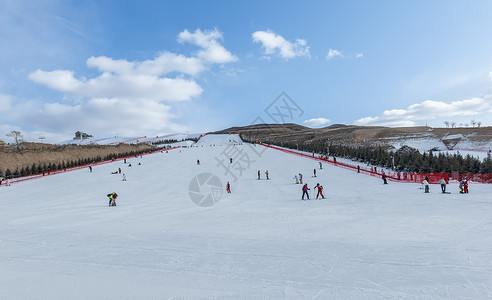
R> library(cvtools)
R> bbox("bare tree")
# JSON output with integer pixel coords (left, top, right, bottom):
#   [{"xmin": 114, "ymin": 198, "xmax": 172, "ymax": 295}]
[
  {"xmin": 451, "ymin": 121, "xmax": 456, "ymax": 128},
  {"xmin": 471, "ymin": 119, "xmax": 476, "ymax": 127},
  {"xmin": 444, "ymin": 121, "xmax": 450, "ymax": 128},
  {"xmin": 478, "ymin": 121, "xmax": 482, "ymax": 128},
  {"xmin": 6, "ymin": 130, "xmax": 24, "ymax": 151}
]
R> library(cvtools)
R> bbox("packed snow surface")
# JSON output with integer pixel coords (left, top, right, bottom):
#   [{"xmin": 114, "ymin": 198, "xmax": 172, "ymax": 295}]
[{"xmin": 1, "ymin": 134, "xmax": 492, "ymax": 299}]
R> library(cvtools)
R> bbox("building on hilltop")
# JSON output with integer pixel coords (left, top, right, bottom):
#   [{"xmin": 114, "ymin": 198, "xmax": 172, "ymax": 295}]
[
  {"xmin": 73, "ymin": 131, "xmax": 93, "ymax": 140},
  {"xmin": 0, "ymin": 139, "xmax": 8, "ymax": 150}
]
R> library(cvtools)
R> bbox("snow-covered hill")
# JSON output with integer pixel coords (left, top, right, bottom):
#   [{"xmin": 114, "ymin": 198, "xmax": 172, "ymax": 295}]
[
  {"xmin": 1, "ymin": 134, "xmax": 492, "ymax": 299},
  {"xmin": 59, "ymin": 133, "xmax": 203, "ymax": 145}
]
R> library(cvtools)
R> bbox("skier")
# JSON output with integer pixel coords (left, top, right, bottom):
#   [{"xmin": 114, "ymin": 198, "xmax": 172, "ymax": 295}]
[
  {"xmin": 226, "ymin": 182, "xmax": 231, "ymax": 193},
  {"xmin": 459, "ymin": 179, "xmax": 465, "ymax": 193},
  {"xmin": 258, "ymin": 170, "xmax": 260, "ymax": 180},
  {"xmin": 118, "ymin": 167, "xmax": 121, "ymax": 174},
  {"xmin": 294, "ymin": 174, "xmax": 299, "ymax": 184},
  {"xmin": 197, "ymin": 159, "xmax": 200, "ymax": 165},
  {"xmin": 319, "ymin": 162, "xmax": 322, "ymax": 169},
  {"xmin": 314, "ymin": 183, "xmax": 325, "ymax": 199},
  {"xmin": 301, "ymin": 184, "xmax": 310, "ymax": 200},
  {"xmin": 422, "ymin": 179, "xmax": 429, "ymax": 193},
  {"xmin": 313, "ymin": 169, "xmax": 316, "ymax": 177},
  {"xmin": 265, "ymin": 170, "xmax": 269, "ymax": 180},
  {"xmin": 382, "ymin": 172, "xmax": 388, "ymax": 184},
  {"xmin": 438, "ymin": 177, "xmax": 447, "ymax": 193},
  {"xmin": 107, "ymin": 192, "xmax": 118, "ymax": 207},
  {"xmin": 89, "ymin": 165, "xmax": 92, "ymax": 172},
  {"xmin": 463, "ymin": 177, "xmax": 469, "ymax": 193},
  {"xmin": 230, "ymin": 157, "xmax": 233, "ymax": 164},
  {"xmin": 357, "ymin": 165, "xmax": 360, "ymax": 173},
  {"xmin": 299, "ymin": 173, "xmax": 303, "ymax": 184},
  {"xmin": 122, "ymin": 173, "xmax": 127, "ymax": 181}
]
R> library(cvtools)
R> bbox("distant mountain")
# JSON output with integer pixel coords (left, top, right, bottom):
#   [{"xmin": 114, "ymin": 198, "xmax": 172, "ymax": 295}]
[{"xmin": 212, "ymin": 124, "xmax": 492, "ymax": 153}]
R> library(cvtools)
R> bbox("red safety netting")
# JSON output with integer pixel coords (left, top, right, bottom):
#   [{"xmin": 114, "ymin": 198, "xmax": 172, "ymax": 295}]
[
  {"xmin": 258, "ymin": 143, "xmax": 492, "ymax": 184},
  {"xmin": 0, "ymin": 146, "xmax": 180, "ymax": 187}
]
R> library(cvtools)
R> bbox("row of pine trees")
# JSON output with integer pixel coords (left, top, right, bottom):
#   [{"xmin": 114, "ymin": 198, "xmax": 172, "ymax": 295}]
[
  {"xmin": 244, "ymin": 136, "xmax": 492, "ymax": 174},
  {"xmin": 0, "ymin": 148, "xmax": 155, "ymax": 179}
]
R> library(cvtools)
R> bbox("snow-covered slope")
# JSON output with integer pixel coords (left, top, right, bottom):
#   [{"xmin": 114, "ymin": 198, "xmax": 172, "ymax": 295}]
[{"xmin": 1, "ymin": 134, "xmax": 492, "ymax": 299}]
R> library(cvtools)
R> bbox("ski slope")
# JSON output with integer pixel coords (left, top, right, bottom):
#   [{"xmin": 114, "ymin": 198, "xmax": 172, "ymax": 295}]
[{"xmin": 1, "ymin": 134, "xmax": 492, "ymax": 299}]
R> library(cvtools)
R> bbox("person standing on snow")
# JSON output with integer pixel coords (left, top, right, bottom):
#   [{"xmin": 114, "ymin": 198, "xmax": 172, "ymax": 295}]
[
  {"xmin": 314, "ymin": 183, "xmax": 325, "ymax": 199},
  {"xmin": 122, "ymin": 173, "xmax": 127, "ymax": 181},
  {"xmin": 226, "ymin": 182, "xmax": 231, "ymax": 193},
  {"xmin": 319, "ymin": 162, "xmax": 322, "ymax": 169},
  {"xmin": 258, "ymin": 170, "xmax": 260, "ymax": 180},
  {"xmin": 108, "ymin": 192, "xmax": 118, "ymax": 206},
  {"xmin": 438, "ymin": 177, "xmax": 447, "ymax": 193},
  {"xmin": 230, "ymin": 157, "xmax": 233, "ymax": 164},
  {"xmin": 302, "ymin": 184, "xmax": 310, "ymax": 200},
  {"xmin": 197, "ymin": 159, "xmax": 200, "ymax": 165},
  {"xmin": 463, "ymin": 177, "xmax": 469, "ymax": 193},
  {"xmin": 299, "ymin": 173, "xmax": 303, "ymax": 184},
  {"xmin": 313, "ymin": 169, "xmax": 317, "ymax": 177},
  {"xmin": 422, "ymin": 179, "xmax": 429, "ymax": 193},
  {"xmin": 382, "ymin": 172, "xmax": 388, "ymax": 184},
  {"xmin": 118, "ymin": 167, "xmax": 121, "ymax": 174},
  {"xmin": 294, "ymin": 175, "xmax": 299, "ymax": 184},
  {"xmin": 265, "ymin": 170, "xmax": 269, "ymax": 180}
]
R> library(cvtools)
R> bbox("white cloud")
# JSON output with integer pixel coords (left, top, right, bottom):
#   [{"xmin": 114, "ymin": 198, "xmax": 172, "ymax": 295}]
[
  {"xmin": 20, "ymin": 28, "xmax": 238, "ymax": 140},
  {"xmin": 29, "ymin": 69, "xmax": 203, "ymax": 102},
  {"xmin": 356, "ymin": 53, "xmax": 364, "ymax": 58},
  {"xmin": 252, "ymin": 30, "xmax": 310, "ymax": 59},
  {"xmin": 303, "ymin": 117, "xmax": 331, "ymax": 127},
  {"xmin": 354, "ymin": 97, "xmax": 492, "ymax": 127},
  {"xmin": 326, "ymin": 49, "xmax": 343, "ymax": 60},
  {"xmin": 178, "ymin": 28, "xmax": 238, "ymax": 64}
]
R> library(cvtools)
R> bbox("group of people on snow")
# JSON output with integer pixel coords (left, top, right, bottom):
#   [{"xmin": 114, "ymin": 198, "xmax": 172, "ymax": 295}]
[
  {"xmin": 422, "ymin": 175, "xmax": 470, "ymax": 194},
  {"xmin": 257, "ymin": 170, "xmax": 269, "ymax": 180},
  {"xmin": 301, "ymin": 183, "xmax": 325, "ymax": 200}
]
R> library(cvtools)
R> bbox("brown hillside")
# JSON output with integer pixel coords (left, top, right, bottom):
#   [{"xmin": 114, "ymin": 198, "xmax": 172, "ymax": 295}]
[
  {"xmin": 0, "ymin": 143, "xmax": 155, "ymax": 174},
  {"xmin": 213, "ymin": 124, "xmax": 492, "ymax": 150}
]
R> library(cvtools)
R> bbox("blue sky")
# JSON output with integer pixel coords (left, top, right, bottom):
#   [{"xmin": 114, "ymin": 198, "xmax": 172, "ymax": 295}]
[{"xmin": 1, "ymin": 0, "xmax": 492, "ymax": 143}]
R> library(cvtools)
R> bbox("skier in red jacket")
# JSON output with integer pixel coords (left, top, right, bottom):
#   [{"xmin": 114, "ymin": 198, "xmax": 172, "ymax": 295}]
[
  {"xmin": 314, "ymin": 183, "xmax": 325, "ymax": 199},
  {"xmin": 226, "ymin": 182, "xmax": 231, "ymax": 193}
]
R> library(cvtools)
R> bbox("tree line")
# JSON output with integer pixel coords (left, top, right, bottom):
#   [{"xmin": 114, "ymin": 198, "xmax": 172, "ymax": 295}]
[
  {"xmin": 0, "ymin": 148, "xmax": 155, "ymax": 180},
  {"xmin": 242, "ymin": 135, "xmax": 492, "ymax": 174}
]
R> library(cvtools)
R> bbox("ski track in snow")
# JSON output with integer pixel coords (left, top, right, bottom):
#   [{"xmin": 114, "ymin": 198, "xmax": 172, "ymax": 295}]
[{"xmin": 1, "ymin": 134, "xmax": 492, "ymax": 299}]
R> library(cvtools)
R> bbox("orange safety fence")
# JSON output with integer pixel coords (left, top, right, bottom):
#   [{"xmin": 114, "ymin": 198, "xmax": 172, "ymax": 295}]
[
  {"xmin": 0, "ymin": 146, "xmax": 180, "ymax": 187},
  {"xmin": 258, "ymin": 143, "xmax": 492, "ymax": 184}
]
